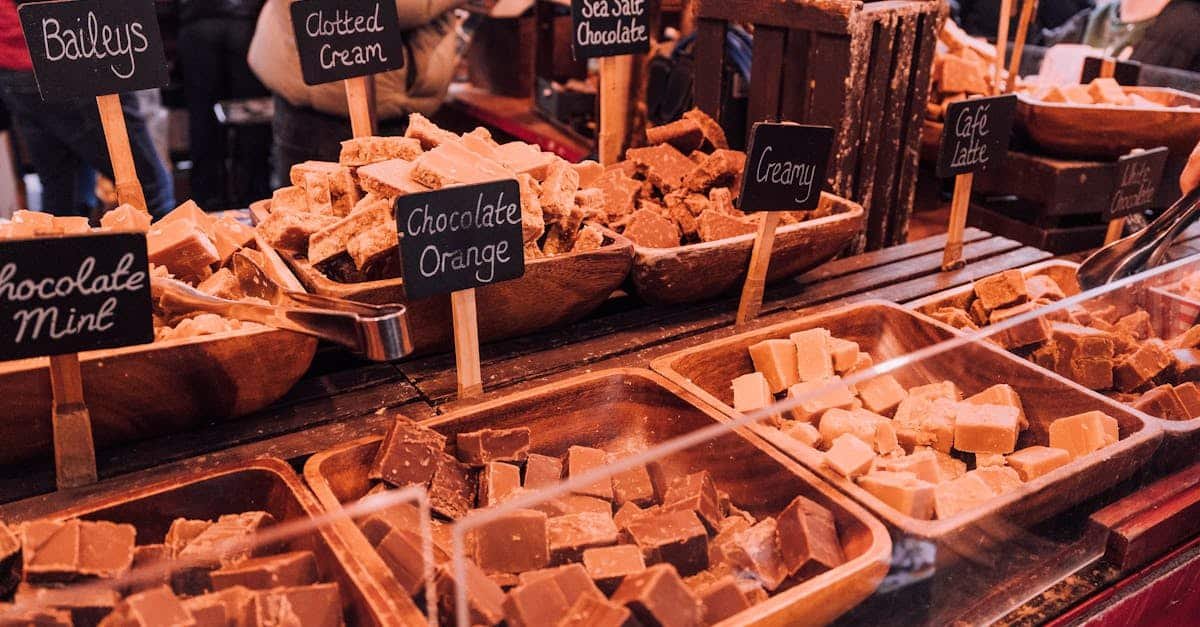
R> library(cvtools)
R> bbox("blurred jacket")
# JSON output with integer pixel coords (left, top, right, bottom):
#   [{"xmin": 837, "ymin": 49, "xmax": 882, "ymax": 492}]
[
  {"xmin": 1043, "ymin": 0, "xmax": 1200, "ymax": 72},
  {"xmin": 950, "ymin": 0, "xmax": 1094, "ymax": 38},
  {"xmin": 178, "ymin": 0, "xmax": 264, "ymax": 23},
  {"xmin": 248, "ymin": 0, "xmax": 464, "ymax": 120}
]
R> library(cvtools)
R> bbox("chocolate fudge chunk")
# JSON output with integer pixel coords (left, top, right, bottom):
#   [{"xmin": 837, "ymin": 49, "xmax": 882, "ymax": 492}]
[
  {"xmin": 456, "ymin": 428, "xmax": 531, "ymax": 466},
  {"xmin": 611, "ymin": 564, "xmax": 702, "ymax": 627}
]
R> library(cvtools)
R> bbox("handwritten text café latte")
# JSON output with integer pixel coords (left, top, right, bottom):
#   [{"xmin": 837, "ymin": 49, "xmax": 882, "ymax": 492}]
[{"xmin": 936, "ymin": 94, "xmax": 1016, "ymax": 178}]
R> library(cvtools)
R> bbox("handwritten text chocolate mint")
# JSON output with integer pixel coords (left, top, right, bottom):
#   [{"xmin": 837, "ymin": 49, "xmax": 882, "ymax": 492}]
[
  {"xmin": 1108, "ymin": 147, "xmax": 1169, "ymax": 220},
  {"xmin": 0, "ymin": 233, "xmax": 153, "ymax": 361},
  {"xmin": 738, "ymin": 122, "xmax": 834, "ymax": 213},
  {"xmin": 18, "ymin": 0, "xmax": 168, "ymax": 101},
  {"xmin": 290, "ymin": 0, "xmax": 406, "ymax": 85},
  {"xmin": 395, "ymin": 180, "xmax": 526, "ymax": 301},
  {"xmin": 937, "ymin": 94, "xmax": 1017, "ymax": 178},
  {"xmin": 571, "ymin": 0, "xmax": 650, "ymax": 58}
]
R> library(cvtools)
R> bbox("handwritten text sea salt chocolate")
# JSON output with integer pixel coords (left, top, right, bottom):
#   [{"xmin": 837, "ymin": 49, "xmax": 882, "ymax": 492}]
[
  {"xmin": 936, "ymin": 94, "xmax": 1017, "ymax": 178},
  {"xmin": 571, "ymin": 0, "xmax": 650, "ymax": 58}
]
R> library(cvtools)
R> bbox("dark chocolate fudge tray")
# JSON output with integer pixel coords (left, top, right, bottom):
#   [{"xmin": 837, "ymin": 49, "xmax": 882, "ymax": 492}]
[
  {"xmin": 0, "ymin": 458, "xmax": 419, "ymax": 626},
  {"xmin": 304, "ymin": 369, "xmax": 892, "ymax": 627},
  {"xmin": 652, "ymin": 301, "xmax": 1161, "ymax": 552}
]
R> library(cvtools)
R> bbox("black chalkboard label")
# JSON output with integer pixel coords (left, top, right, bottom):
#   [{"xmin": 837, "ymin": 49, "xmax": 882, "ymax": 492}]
[
  {"xmin": 18, "ymin": 0, "xmax": 168, "ymax": 102},
  {"xmin": 1082, "ymin": 57, "xmax": 1141, "ymax": 86},
  {"xmin": 1107, "ymin": 147, "xmax": 1169, "ymax": 220},
  {"xmin": 936, "ymin": 94, "xmax": 1017, "ymax": 178},
  {"xmin": 571, "ymin": 0, "xmax": 651, "ymax": 59},
  {"xmin": 290, "ymin": 0, "xmax": 406, "ymax": 85},
  {"xmin": 0, "ymin": 232, "xmax": 153, "ymax": 361},
  {"xmin": 396, "ymin": 180, "xmax": 526, "ymax": 301},
  {"xmin": 738, "ymin": 122, "xmax": 834, "ymax": 213}
]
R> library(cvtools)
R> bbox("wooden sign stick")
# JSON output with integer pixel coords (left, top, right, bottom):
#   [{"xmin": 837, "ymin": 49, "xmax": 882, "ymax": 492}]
[
  {"xmin": 450, "ymin": 289, "xmax": 483, "ymax": 398},
  {"xmin": 598, "ymin": 55, "xmax": 634, "ymax": 166},
  {"xmin": 942, "ymin": 172, "xmax": 975, "ymax": 271},
  {"xmin": 96, "ymin": 94, "xmax": 148, "ymax": 212},
  {"xmin": 1099, "ymin": 61, "xmax": 1124, "ymax": 244},
  {"xmin": 993, "ymin": 0, "xmax": 1014, "ymax": 93},
  {"xmin": 736, "ymin": 213, "xmax": 782, "ymax": 327},
  {"xmin": 48, "ymin": 353, "xmax": 98, "ymax": 489},
  {"xmin": 1005, "ymin": 0, "xmax": 1037, "ymax": 93},
  {"xmin": 344, "ymin": 75, "xmax": 374, "ymax": 138}
]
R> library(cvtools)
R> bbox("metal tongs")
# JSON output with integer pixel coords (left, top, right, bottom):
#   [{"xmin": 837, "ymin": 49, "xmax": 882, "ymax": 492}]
[
  {"xmin": 153, "ymin": 253, "xmax": 413, "ymax": 361},
  {"xmin": 1078, "ymin": 186, "xmax": 1200, "ymax": 291}
]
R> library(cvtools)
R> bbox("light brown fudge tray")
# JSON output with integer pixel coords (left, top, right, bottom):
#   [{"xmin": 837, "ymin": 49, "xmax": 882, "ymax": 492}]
[
  {"xmin": 275, "ymin": 218, "xmax": 634, "ymax": 356},
  {"xmin": 304, "ymin": 369, "xmax": 892, "ymax": 627},
  {"xmin": 651, "ymin": 301, "xmax": 1162, "ymax": 558},
  {"xmin": 629, "ymin": 193, "xmax": 865, "ymax": 306},
  {"xmin": 0, "ymin": 458, "xmax": 422, "ymax": 626}
]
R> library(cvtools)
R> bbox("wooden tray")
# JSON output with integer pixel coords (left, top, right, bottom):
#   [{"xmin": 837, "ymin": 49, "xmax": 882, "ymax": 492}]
[
  {"xmin": 0, "ymin": 458, "xmax": 422, "ymax": 626},
  {"xmin": 629, "ymin": 193, "xmax": 865, "ymax": 306},
  {"xmin": 651, "ymin": 301, "xmax": 1161, "ymax": 552},
  {"xmin": 1016, "ymin": 87, "xmax": 1200, "ymax": 159},
  {"xmin": 907, "ymin": 259, "xmax": 1082, "ymax": 314},
  {"xmin": 304, "ymin": 369, "xmax": 892, "ymax": 627},
  {"xmin": 280, "ymin": 228, "xmax": 634, "ymax": 355}
]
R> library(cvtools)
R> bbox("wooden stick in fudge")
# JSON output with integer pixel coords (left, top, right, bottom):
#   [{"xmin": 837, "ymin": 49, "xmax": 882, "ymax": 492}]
[{"xmin": 344, "ymin": 75, "xmax": 375, "ymax": 138}]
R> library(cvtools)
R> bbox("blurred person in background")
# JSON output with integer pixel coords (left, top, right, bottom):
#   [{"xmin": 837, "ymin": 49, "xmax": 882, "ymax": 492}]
[
  {"xmin": 951, "ymin": 0, "xmax": 1094, "ymax": 39},
  {"xmin": 176, "ymin": 0, "xmax": 270, "ymax": 210},
  {"xmin": 248, "ymin": 0, "xmax": 465, "ymax": 185},
  {"xmin": 0, "ymin": 0, "xmax": 175, "ymax": 217},
  {"xmin": 1043, "ymin": 0, "xmax": 1200, "ymax": 71}
]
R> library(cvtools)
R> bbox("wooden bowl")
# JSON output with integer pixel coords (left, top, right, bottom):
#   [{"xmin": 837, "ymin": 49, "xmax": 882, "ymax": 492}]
[
  {"xmin": 629, "ymin": 193, "xmax": 865, "ymax": 306},
  {"xmin": 907, "ymin": 259, "xmax": 1082, "ymax": 314},
  {"xmin": 0, "ymin": 458, "xmax": 422, "ymax": 626},
  {"xmin": 1016, "ymin": 87, "xmax": 1200, "ymax": 159},
  {"xmin": 651, "ymin": 301, "xmax": 1161, "ymax": 556},
  {"xmin": 280, "ymin": 230, "xmax": 634, "ymax": 355},
  {"xmin": 304, "ymin": 369, "xmax": 892, "ymax": 627}
]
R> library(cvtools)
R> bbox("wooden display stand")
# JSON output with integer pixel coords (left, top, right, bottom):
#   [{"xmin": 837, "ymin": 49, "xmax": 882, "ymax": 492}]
[{"xmin": 693, "ymin": 0, "xmax": 945, "ymax": 251}]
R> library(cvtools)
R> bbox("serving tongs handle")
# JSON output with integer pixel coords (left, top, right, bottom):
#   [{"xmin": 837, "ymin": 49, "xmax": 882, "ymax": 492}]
[
  {"xmin": 1078, "ymin": 187, "xmax": 1200, "ymax": 291},
  {"xmin": 152, "ymin": 279, "xmax": 414, "ymax": 362}
]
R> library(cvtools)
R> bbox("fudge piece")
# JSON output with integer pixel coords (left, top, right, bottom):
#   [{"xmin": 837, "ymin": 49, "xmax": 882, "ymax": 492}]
[
  {"xmin": 1049, "ymin": 411, "xmax": 1119, "ymax": 459},
  {"xmin": 245, "ymin": 583, "xmax": 342, "ymax": 627},
  {"xmin": 558, "ymin": 594, "xmax": 633, "ymax": 627},
  {"xmin": 989, "ymin": 301, "xmax": 1053, "ymax": 349},
  {"xmin": 875, "ymin": 449, "xmax": 942, "ymax": 484},
  {"xmin": 610, "ymin": 463, "xmax": 655, "ymax": 509},
  {"xmin": 790, "ymin": 329, "xmax": 835, "ymax": 382},
  {"xmin": 22, "ymin": 519, "xmax": 136, "ymax": 582},
  {"xmin": 411, "ymin": 141, "xmax": 513, "ymax": 189},
  {"xmin": 707, "ymin": 518, "xmax": 787, "ymax": 591},
  {"xmin": 524, "ymin": 454, "xmax": 564, "ymax": 490},
  {"xmin": 1115, "ymin": 341, "xmax": 1173, "ymax": 392},
  {"xmin": 593, "ymin": 170, "xmax": 641, "ymax": 223},
  {"xmin": 572, "ymin": 224, "xmax": 605, "ymax": 254},
  {"xmin": 646, "ymin": 118, "xmax": 705, "ymax": 153},
  {"xmin": 470, "ymin": 509, "xmax": 549, "ymax": 573},
  {"xmin": 177, "ymin": 512, "xmax": 274, "ymax": 569},
  {"xmin": 893, "ymin": 396, "xmax": 957, "ymax": 453},
  {"xmin": 369, "ymin": 418, "xmax": 448, "ymax": 487},
  {"xmin": 732, "ymin": 372, "xmax": 773, "ymax": 413},
  {"xmin": 1089, "ymin": 78, "xmax": 1132, "ymax": 105},
  {"xmin": 257, "ymin": 209, "xmax": 338, "ymax": 254},
  {"xmin": 628, "ymin": 144, "xmax": 698, "ymax": 193},
  {"xmin": 547, "ymin": 513, "xmax": 619, "ymax": 565},
  {"xmin": 776, "ymin": 495, "xmax": 846, "ymax": 575},
  {"xmin": 908, "ymin": 381, "xmax": 961, "ymax": 402},
  {"xmin": 929, "ymin": 307, "xmax": 979, "ymax": 331},
  {"xmin": 748, "ymin": 339, "xmax": 799, "ymax": 394},
  {"xmin": 787, "ymin": 378, "xmax": 858, "ymax": 423},
  {"xmin": 147, "ymin": 219, "xmax": 220, "ymax": 282},
  {"xmin": 696, "ymin": 209, "xmax": 757, "ymax": 242},
  {"xmin": 856, "ymin": 375, "xmax": 908, "ymax": 415},
  {"xmin": 662, "ymin": 471, "xmax": 723, "ymax": 531},
  {"xmin": 14, "ymin": 583, "xmax": 119, "ymax": 626},
  {"xmin": 1006, "ymin": 446, "xmax": 1071, "ymax": 481},
  {"xmin": 436, "ymin": 560, "xmax": 506, "ymax": 626},
  {"xmin": 683, "ymin": 149, "xmax": 745, "ymax": 192},
  {"xmin": 100, "ymin": 203, "xmax": 152, "ymax": 232},
  {"xmin": 376, "ymin": 527, "xmax": 427, "ymax": 594},
  {"xmin": 339, "ymin": 135, "xmax": 423, "ymax": 166},
  {"xmin": 782, "ymin": 421, "xmax": 822, "ymax": 448},
  {"xmin": 582, "ymin": 545, "xmax": 646, "ymax": 595},
  {"xmin": 696, "ymin": 576, "xmax": 755, "ymax": 624},
  {"xmin": 356, "ymin": 158, "xmax": 430, "ymax": 197},
  {"xmin": 622, "ymin": 209, "xmax": 680, "ymax": 248},
  {"xmin": 1174, "ymin": 382, "xmax": 1200, "ymax": 418},
  {"xmin": 973, "ymin": 270, "xmax": 1028, "ymax": 312},
  {"xmin": 478, "ymin": 462, "xmax": 522, "ymax": 507},
  {"xmin": 0, "ymin": 522, "xmax": 19, "ymax": 599},
  {"xmin": 1173, "ymin": 348, "xmax": 1200, "ymax": 382},
  {"xmin": 964, "ymin": 384, "xmax": 1028, "ymax": 430},
  {"xmin": 683, "ymin": 108, "xmax": 729, "ymax": 150},
  {"xmin": 972, "ymin": 466, "xmax": 1022, "ymax": 494},
  {"xmin": 306, "ymin": 195, "xmax": 392, "ymax": 266},
  {"xmin": 933, "ymin": 473, "xmax": 994, "ymax": 519},
  {"xmin": 1025, "ymin": 275, "xmax": 1066, "ymax": 301},
  {"xmin": 828, "ymin": 337, "xmax": 860, "ymax": 373},
  {"xmin": 182, "ymin": 587, "xmax": 254, "ymax": 627},
  {"xmin": 1134, "ymin": 384, "xmax": 1190, "ymax": 421},
  {"xmin": 622, "ymin": 510, "xmax": 709, "ymax": 576},
  {"xmin": 518, "ymin": 563, "xmax": 604, "ymax": 608},
  {"xmin": 457, "ymin": 428, "xmax": 531, "ymax": 466},
  {"xmin": 939, "ymin": 54, "xmax": 990, "ymax": 93},
  {"xmin": 567, "ymin": 446, "xmax": 613, "ymax": 501},
  {"xmin": 404, "ymin": 112, "xmax": 460, "ymax": 149},
  {"xmin": 291, "ymin": 161, "xmax": 360, "ymax": 216},
  {"xmin": 101, "ymin": 585, "xmax": 192, "ymax": 627},
  {"xmin": 859, "ymin": 471, "xmax": 936, "ymax": 520},
  {"xmin": 344, "ymin": 219, "xmax": 399, "ymax": 270},
  {"xmin": 611, "ymin": 564, "xmax": 702, "ymax": 627},
  {"xmin": 209, "ymin": 551, "xmax": 318, "ymax": 591},
  {"xmin": 825, "ymin": 434, "xmax": 875, "ymax": 478},
  {"xmin": 818, "ymin": 408, "xmax": 886, "ymax": 448},
  {"xmin": 429, "ymin": 454, "xmax": 476, "ymax": 520},
  {"xmin": 952, "ymin": 404, "xmax": 1020, "ymax": 454}
]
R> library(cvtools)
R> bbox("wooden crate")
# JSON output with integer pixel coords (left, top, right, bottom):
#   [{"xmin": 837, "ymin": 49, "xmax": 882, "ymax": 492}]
[{"xmin": 693, "ymin": 0, "xmax": 945, "ymax": 251}]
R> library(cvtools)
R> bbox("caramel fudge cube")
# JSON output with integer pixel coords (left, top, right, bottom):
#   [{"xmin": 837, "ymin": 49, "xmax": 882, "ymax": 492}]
[
  {"xmin": 929, "ymin": 307, "xmax": 979, "ymax": 331},
  {"xmin": 781, "ymin": 422, "xmax": 822, "ymax": 448},
  {"xmin": 965, "ymin": 384, "xmax": 1028, "ymax": 430},
  {"xmin": 1133, "ymin": 384, "xmax": 1190, "ymax": 421},
  {"xmin": 875, "ymin": 420, "xmax": 901, "ymax": 454},
  {"xmin": 952, "ymin": 404, "xmax": 1020, "ymax": 454},
  {"xmin": 825, "ymin": 434, "xmax": 876, "ymax": 478},
  {"xmin": 971, "ymin": 466, "xmax": 1023, "ymax": 495},
  {"xmin": 790, "ymin": 329, "xmax": 835, "ymax": 382},
  {"xmin": 622, "ymin": 208, "xmax": 681, "ymax": 248},
  {"xmin": 1115, "ymin": 341, "xmax": 1173, "ymax": 392},
  {"xmin": 567, "ymin": 446, "xmax": 613, "ymax": 501},
  {"xmin": 1025, "ymin": 275, "xmax": 1066, "ymax": 301},
  {"xmin": 974, "ymin": 270, "xmax": 1029, "ymax": 312},
  {"xmin": 647, "ymin": 118, "xmax": 704, "ymax": 153},
  {"xmin": 828, "ymin": 337, "xmax": 861, "ymax": 373},
  {"xmin": 748, "ymin": 339, "xmax": 799, "ymax": 394},
  {"xmin": 733, "ymin": 372, "xmax": 774, "ymax": 413},
  {"xmin": 1088, "ymin": 77, "xmax": 1132, "ymax": 105},
  {"xmin": 933, "ymin": 473, "xmax": 994, "ymax": 519},
  {"xmin": 874, "ymin": 449, "xmax": 941, "ymax": 484},
  {"xmin": 775, "ymin": 495, "xmax": 845, "ymax": 577},
  {"xmin": 909, "ymin": 381, "xmax": 962, "ymax": 402},
  {"xmin": 696, "ymin": 209, "xmax": 757, "ymax": 242},
  {"xmin": 989, "ymin": 301, "xmax": 1053, "ymax": 349},
  {"xmin": 818, "ymin": 407, "xmax": 886, "ymax": 448},
  {"xmin": 856, "ymin": 374, "xmax": 908, "ymax": 415},
  {"xmin": 893, "ymin": 396, "xmax": 957, "ymax": 453},
  {"xmin": 787, "ymin": 377, "xmax": 857, "ymax": 423},
  {"xmin": 858, "ymin": 471, "xmax": 936, "ymax": 520},
  {"xmin": 1049, "ymin": 411, "xmax": 1119, "ymax": 459},
  {"xmin": 1115, "ymin": 310, "xmax": 1153, "ymax": 340},
  {"xmin": 1173, "ymin": 382, "xmax": 1200, "ymax": 418},
  {"xmin": 1006, "ymin": 446, "xmax": 1071, "ymax": 481}
]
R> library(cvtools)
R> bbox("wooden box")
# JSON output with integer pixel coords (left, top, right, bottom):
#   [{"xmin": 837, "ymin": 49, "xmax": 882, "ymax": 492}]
[
  {"xmin": 652, "ymin": 301, "xmax": 1162, "ymax": 555},
  {"xmin": 0, "ymin": 458, "xmax": 421, "ymax": 626},
  {"xmin": 1017, "ymin": 88, "xmax": 1200, "ymax": 160},
  {"xmin": 304, "ymin": 369, "xmax": 892, "ymax": 627}
]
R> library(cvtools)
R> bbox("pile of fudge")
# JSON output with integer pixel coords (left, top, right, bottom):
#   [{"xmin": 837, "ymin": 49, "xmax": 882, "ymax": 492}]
[
  {"xmin": 0, "ymin": 512, "xmax": 345, "ymax": 626},
  {"xmin": 927, "ymin": 269, "xmax": 1200, "ymax": 423},
  {"xmin": 0, "ymin": 205, "xmax": 266, "ymax": 343},
  {"xmin": 256, "ymin": 113, "xmax": 610, "ymax": 285},
  {"xmin": 926, "ymin": 20, "xmax": 1006, "ymax": 122},
  {"xmin": 731, "ymin": 328, "xmax": 1119, "ymax": 520},
  {"xmin": 594, "ymin": 109, "xmax": 842, "ymax": 249},
  {"xmin": 360, "ymin": 416, "xmax": 850, "ymax": 626}
]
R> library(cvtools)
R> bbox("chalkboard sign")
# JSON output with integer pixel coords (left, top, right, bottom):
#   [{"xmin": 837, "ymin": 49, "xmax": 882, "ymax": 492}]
[
  {"xmin": 1082, "ymin": 57, "xmax": 1141, "ymax": 86},
  {"xmin": 738, "ymin": 122, "xmax": 834, "ymax": 213},
  {"xmin": 1107, "ymin": 147, "xmax": 1169, "ymax": 220},
  {"xmin": 937, "ymin": 94, "xmax": 1017, "ymax": 178},
  {"xmin": 0, "ymin": 232, "xmax": 153, "ymax": 361},
  {"xmin": 18, "ymin": 0, "xmax": 168, "ymax": 102},
  {"xmin": 290, "ymin": 0, "xmax": 406, "ymax": 85},
  {"xmin": 571, "ymin": 0, "xmax": 651, "ymax": 59},
  {"xmin": 396, "ymin": 180, "xmax": 526, "ymax": 301}
]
